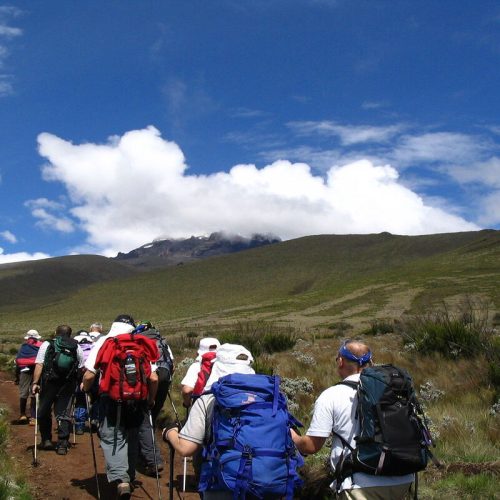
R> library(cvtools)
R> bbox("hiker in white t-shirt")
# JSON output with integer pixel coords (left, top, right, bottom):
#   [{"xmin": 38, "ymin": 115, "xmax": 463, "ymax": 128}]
[
  {"xmin": 180, "ymin": 337, "xmax": 220, "ymax": 407},
  {"xmin": 291, "ymin": 340, "xmax": 414, "ymax": 500}
]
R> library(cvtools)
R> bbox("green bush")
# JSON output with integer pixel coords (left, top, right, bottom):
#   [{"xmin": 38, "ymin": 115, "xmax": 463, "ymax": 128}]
[{"xmin": 363, "ymin": 319, "xmax": 394, "ymax": 336}]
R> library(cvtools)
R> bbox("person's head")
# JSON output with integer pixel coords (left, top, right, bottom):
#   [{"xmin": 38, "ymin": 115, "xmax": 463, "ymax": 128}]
[
  {"xmin": 74, "ymin": 329, "xmax": 92, "ymax": 344},
  {"xmin": 336, "ymin": 340, "xmax": 373, "ymax": 378},
  {"xmin": 55, "ymin": 325, "xmax": 72, "ymax": 338},
  {"xmin": 204, "ymin": 343, "xmax": 255, "ymax": 390},
  {"xmin": 197, "ymin": 337, "xmax": 220, "ymax": 361},
  {"xmin": 89, "ymin": 322, "xmax": 103, "ymax": 333},
  {"xmin": 24, "ymin": 329, "xmax": 41, "ymax": 341},
  {"xmin": 113, "ymin": 314, "xmax": 135, "ymax": 328}
]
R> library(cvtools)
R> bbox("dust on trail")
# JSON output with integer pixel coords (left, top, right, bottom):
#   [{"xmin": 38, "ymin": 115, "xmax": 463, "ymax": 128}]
[{"xmin": 0, "ymin": 372, "xmax": 199, "ymax": 499}]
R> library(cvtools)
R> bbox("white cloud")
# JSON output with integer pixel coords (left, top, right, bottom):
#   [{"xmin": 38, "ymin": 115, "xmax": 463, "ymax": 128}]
[
  {"xmin": 25, "ymin": 198, "xmax": 75, "ymax": 233},
  {"xmin": 288, "ymin": 120, "xmax": 405, "ymax": 145},
  {"xmin": 36, "ymin": 127, "xmax": 479, "ymax": 256},
  {"xmin": 0, "ymin": 229, "xmax": 16, "ymax": 243},
  {"xmin": 0, "ymin": 24, "xmax": 21, "ymax": 37},
  {"xmin": 0, "ymin": 5, "xmax": 22, "ymax": 96},
  {"xmin": 446, "ymin": 157, "xmax": 500, "ymax": 188},
  {"xmin": 0, "ymin": 247, "xmax": 49, "ymax": 265}
]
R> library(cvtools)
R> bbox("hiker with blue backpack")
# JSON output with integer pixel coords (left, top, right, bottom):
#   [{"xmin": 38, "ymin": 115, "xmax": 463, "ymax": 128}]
[
  {"xmin": 163, "ymin": 343, "xmax": 304, "ymax": 500},
  {"xmin": 31, "ymin": 325, "xmax": 85, "ymax": 455},
  {"xmin": 291, "ymin": 340, "xmax": 436, "ymax": 500}
]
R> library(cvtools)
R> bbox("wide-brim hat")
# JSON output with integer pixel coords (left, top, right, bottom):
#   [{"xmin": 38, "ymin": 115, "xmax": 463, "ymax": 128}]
[
  {"xmin": 196, "ymin": 337, "xmax": 221, "ymax": 360},
  {"xmin": 24, "ymin": 329, "xmax": 41, "ymax": 340}
]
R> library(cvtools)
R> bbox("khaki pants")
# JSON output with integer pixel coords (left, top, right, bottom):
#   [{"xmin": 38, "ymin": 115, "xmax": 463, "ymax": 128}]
[{"xmin": 339, "ymin": 482, "xmax": 412, "ymax": 500}]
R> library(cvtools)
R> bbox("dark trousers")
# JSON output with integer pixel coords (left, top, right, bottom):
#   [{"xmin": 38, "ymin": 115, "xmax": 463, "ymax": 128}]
[
  {"xmin": 138, "ymin": 367, "xmax": 171, "ymax": 467},
  {"xmin": 38, "ymin": 378, "xmax": 76, "ymax": 443}
]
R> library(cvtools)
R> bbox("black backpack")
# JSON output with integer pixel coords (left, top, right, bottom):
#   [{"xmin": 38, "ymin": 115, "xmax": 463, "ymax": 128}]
[
  {"xmin": 333, "ymin": 365, "xmax": 439, "ymax": 482},
  {"xmin": 138, "ymin": 327, "xmax": 174, "ymax": 381},
  {"xmin": 44, "ymin": 336, "xmax": 79, "ymax": 382}
]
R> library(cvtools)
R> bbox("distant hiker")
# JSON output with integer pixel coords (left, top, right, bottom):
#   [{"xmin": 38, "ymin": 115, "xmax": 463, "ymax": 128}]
[
  {"xmin": 83, "ymin": 314, "xmax": 159, "ymax": 499},
  {"xmin": 72, "ymin": 330, "xmax": 95, "ymax": 434},
  {"xmin": 32, "ymin": 325, "xmax": 84, "ymax": 455},
  {"xmin": 89, "ymin": 322, "xmax": 103, "ymax": 342},
  {"xmin": 163, "ymin": 344, "xmax": 304, "ymax": 499},
  {"xmin": 135, "ymin": 320, "xmax": 175, "ymax": 476},
  {"xmin": 181, "ymin": 337, "xmax": 220, "ymax": 408},
  {"xmin": 291, "ymin": 340, "xmax": 416, "ymax": 500},
  {"xmin": 15, "ymin": 329, "xmax": 43, "ymax": 425}
]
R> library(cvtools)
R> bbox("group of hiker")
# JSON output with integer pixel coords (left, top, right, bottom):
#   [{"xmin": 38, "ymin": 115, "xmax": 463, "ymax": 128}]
[{"xmin": 13, "ymin": 315, "xmax": 436, "ymax": 500}]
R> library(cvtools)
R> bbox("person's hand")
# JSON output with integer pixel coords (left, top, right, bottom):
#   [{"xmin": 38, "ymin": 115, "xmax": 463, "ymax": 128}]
[
  {"xmin": 32, "ymin": 383, "xmax": 40, "ymax": 394},
  {"xmin": 80, "ymin": 382, "xmax": 84, "ymax": 392},
  {"xmin": 162, "ymin": 422, "xmax": 181, "ymax": 444}
]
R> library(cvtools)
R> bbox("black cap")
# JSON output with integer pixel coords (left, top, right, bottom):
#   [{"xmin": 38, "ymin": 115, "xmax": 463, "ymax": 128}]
[{"xmin": 114, "ymin": 314, "xmax": 136, "ymax": 327}]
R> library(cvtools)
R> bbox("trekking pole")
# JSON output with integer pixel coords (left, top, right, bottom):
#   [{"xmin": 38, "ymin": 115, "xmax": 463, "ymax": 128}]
[
  {"xmin": 182, "ymin": 406, "xmax": 189, "ymax": 496},
  {"xmin": 85, "ymin": 393, "xmax": 101, "ymax": 500},
  {"xmin": 148, "ymin": 410, "xmax": 163, "ymax": 500},
  {"xmin": 32, "ymin": 392, "xmax": 39, "ymax": 467},
  {"xmin": 165, "ymin": 391, "xmax": 179, "ymax": 500},
  {"xmin": 70, "ymin": 394, "xmax": 76, "ymax": 445}
]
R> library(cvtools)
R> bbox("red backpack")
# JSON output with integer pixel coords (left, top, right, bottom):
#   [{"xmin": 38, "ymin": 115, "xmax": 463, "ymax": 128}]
[
  {"xmin": 192, "ymin": 351, "xmax": 217, "ymax": 397},
  {"xmin": 95, "ymin": 333, "xmax": 160, "ymax": 402}
]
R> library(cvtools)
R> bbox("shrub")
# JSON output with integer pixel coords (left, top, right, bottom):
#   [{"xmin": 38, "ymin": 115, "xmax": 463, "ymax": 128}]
[
  {"xmin": 218, "ymin": 321, "xmax": 297, "ymax": 357},
  {"xmin": 363, "ymin": 319, "xmax": 395, "ymax": 336}
]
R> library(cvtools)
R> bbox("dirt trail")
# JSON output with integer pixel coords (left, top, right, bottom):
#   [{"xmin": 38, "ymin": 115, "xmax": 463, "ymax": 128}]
[{"xmin": 0, "ymin": 372, "xmax": 199, "ymax": 499}]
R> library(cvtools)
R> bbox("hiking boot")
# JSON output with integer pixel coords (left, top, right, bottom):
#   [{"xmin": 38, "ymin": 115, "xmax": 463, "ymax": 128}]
[
  {"xmin": 29, "ymin": 418, "xmax": 36, "ymax": 426},
  {"xmin": 18, "ymin": 415, "xmax": 28, "ymax": 424},
  {"xmin": 117, "ymin": 482, "xmax": 131, "ymax": 499},
  {"xmin": 75, "ymin": 426, "xmax": 85, "ymax": 435},
  {"xmin": 38, "ymin": 439, "xmax": 53, "ymax": 450},
  {"xmin": 56, "ymin": 440, "xmax": 69, "ymax": 455}
]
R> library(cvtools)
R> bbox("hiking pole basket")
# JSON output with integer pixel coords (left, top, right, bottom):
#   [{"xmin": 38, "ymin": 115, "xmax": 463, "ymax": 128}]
[
  {"xmin": 148, "ymin": 410, "xmax": 163, "ymax": 500},
  {"xmin": 32, "ymin": 392, "xmax": 40, "ymax": 467},
  {"xmin": 85, "ymin": 393, "xmax": 101, "ymax": 500}
]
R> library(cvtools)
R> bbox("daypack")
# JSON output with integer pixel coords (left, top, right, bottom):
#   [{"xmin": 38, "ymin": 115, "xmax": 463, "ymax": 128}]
[
  {"xmin": 334, "ymin": 364, "xmax": 437, "ymax": 480},
  {"xmin": 44, "ymin": 336, "xmax": 79, "ymax": 381},
  {"xmin": 95, "ymin": 333, "xmax": 160, "ymax": 402},
  {"xmin": 137, "ymin": 327, "xmax": 174, "ymax": 381},
  {"xmin": 15, "ymin": 338, "xmax": 43, "ymax": 369},
  {"xmin": 192, "ymin": 351, "xmax": 217, "ymax": 398},
  {"xmin": 77, "ymin": 340, "xmax": 94, "ymax": 363},
  {"xmin": 199, "ymin": 373, "xmax": 304, "ymax": 499}
]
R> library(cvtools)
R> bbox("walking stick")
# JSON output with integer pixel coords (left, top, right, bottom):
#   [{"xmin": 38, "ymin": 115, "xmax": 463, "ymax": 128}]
[
  {"xmin": 32, "ymin": 392, "xmax": 40, "ymax": 467},
  {"xmin": 182, "ymin": 407, "xmax": 189, "ymax": 496},
  {"xmin": 148, "ymin": 410, "xmax": 163, "ymax": 500},
  {"xmin": 70, "ymin": 394, "xmax": 76, "ymax": 445},
  {"xmin": 85, "ymin": 393, "xmax": 101, "ymax": 500},
  {"xmin": 166, "ymin": 391, "xmax": 181, "ymax": 500}
]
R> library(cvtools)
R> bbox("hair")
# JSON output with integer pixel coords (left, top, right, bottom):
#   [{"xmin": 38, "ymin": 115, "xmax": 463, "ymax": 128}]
[
  {"xmin": 55, "ymin": 325, "xmax": 72, "ymax": 338},
  {"xmin": 89, "ymin": 323, "xmax": 103, "ymax": 332}
]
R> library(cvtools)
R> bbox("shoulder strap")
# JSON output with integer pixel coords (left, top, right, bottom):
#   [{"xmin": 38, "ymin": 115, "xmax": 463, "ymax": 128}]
[{"xmin": 336, "ymin": 380, "xmax": 358, "ymax": 390}]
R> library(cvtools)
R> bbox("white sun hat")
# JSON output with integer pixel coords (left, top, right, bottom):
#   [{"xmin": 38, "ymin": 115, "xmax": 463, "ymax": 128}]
[
  {"xmin": 24, "ymin": 329, "xmax": 41, "ymax": 340},
  {"xmin": 204, "ymin": 343, "xmax": 255, "ymax": 391},
  {"xmin": 196, "ymin": 337, "xmax": 221, "ymax": 361}
]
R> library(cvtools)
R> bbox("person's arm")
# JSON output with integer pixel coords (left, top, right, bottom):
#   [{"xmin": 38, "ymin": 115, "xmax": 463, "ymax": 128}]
[
  {"xmin": 164, "ymin": 428, "xmax": 201, "ymax": 457},
  {"xmin": 147, "ymin": 370, "xmax": 158, "ymax": 408},
  {"xmin": 31, "ymin": 363, "xmax": 43, "ymax": 394},
  {"xmin": 181, "ymin": 385, "xmax": 193, "ymax": 408},
  {"xmin": 290, "ymin": 429, "xmax": 327, "ymax": 455},
  {"xmin": 82, "ymin": 369, "xmax": 96, "ymax": 392}
]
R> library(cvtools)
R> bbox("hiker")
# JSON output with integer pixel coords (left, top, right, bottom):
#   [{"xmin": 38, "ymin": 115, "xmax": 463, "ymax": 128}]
[
  {"xmin": 291, "ymin": 340, "xmax": 414, "ymax": 500},
  {"xmin": 163, "ymin": 343, "xmax": 304, "ymax": 499},
  {"xmin": 15, "ymin": 329, "xmax": 43, "ymax": 425},
  {"xmin": 89, "ymin": 322, "xmax": 103, "ymax": 342},
  {"xmin": 136, "ymin": 321, "xmax": 175, "ymax": 476},
  {"xmin": 82, "ymin": 314, "xmax": 159, "ymax": 499},
  {"xmin": 32, "ymin": 325, "xmax": 84, "ymax": 455},
  {"xmin": 72, "ymin": 330, "xmax": 95, "ymax": 434},
  {"xmin": 181, "ymin": 337, "xmax": 220, "ymax": 408}
]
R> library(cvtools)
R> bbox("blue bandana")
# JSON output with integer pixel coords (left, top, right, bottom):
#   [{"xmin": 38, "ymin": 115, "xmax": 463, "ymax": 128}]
[{"xmin": 339, "ymin": 344, "xmax": 372, "ymax": 366}]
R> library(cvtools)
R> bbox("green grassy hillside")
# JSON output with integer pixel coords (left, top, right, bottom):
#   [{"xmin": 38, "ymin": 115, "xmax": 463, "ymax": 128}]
[{"xmin": 0, "ymin": 230, "xmax": 498, "ymax": 336}]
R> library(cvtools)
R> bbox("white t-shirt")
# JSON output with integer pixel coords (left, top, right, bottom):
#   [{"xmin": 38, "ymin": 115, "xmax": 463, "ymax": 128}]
[
  {"xmin": 181, "ymin": 361, "xmax": 201, "ymax": 388},
  {"xmin": 179, "ymin": 394, "xmax": 215, "ymax": 444},
  {"xmin": 35, "ymin": 339, "xmax": 85, "ymax": 369},
  {"xmin": 307, "ymin": 373, "xmax": 414, "ymax": 492}
]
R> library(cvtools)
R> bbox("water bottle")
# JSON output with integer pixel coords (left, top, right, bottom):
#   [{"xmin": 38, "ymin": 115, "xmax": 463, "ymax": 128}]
[{"xmin": 124, "ymin": 354, "xmax": 137, "ymax": 386}]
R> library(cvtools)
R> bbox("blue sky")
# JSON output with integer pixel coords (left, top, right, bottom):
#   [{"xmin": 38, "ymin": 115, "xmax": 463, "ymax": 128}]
[{"xmin": 0, "ymin": 1, "xmax": 499, "ymax": 263}]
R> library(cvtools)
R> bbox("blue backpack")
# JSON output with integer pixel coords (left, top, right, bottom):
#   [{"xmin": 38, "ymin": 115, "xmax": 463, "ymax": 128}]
[{"xmin": 199, "ymin": 373, "xmax": 304, "ymax": 499}]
